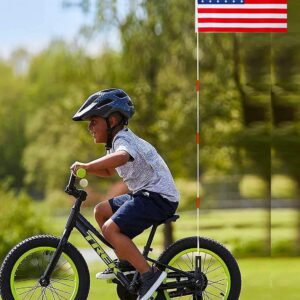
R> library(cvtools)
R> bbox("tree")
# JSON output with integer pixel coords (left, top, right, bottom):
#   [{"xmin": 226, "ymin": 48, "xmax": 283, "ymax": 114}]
[{"xmin": 0, "ymin": 59, "xmax": 27, "ymax": 189}]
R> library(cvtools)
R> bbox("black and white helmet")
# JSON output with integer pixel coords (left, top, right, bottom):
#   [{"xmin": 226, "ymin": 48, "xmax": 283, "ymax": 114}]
[{"xmin": 72, "ymin": 88, "xmax": 135, "ymax": 122}]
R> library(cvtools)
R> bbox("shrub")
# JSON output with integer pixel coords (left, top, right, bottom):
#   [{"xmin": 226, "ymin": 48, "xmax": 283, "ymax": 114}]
[
  {"xmin": 175, "ymin": 178, "xmax": 198, "ymax": 211},
  {"xmin": 239, "ymin": 175, "xmax": 268, "ymax": 199},
  {"xmin": 0, "ymin": 188, "xmax": 46, "ymax": 263},
  {"xmin": 43, "ymin": 189, "xmax": 73, "ymax": 214},
  {"xmin": 271, "ymin": 175, "xmax": 298, "ymax": 199}
]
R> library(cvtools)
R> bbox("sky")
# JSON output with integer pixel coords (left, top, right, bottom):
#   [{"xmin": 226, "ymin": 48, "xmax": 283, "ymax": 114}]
[{"xmin": 0, "ymin": 0, "xmax": 119, "ymax": 59}]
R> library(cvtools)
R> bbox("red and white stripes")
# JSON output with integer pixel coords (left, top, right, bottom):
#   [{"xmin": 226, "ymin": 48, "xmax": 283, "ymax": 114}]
[{"xmin": 196, "ymin": 0, "xmax": 288, "ymax": 33}]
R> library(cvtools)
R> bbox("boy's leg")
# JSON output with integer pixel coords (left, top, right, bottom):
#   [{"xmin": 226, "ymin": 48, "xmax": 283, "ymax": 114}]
[
  {"xmin": 94, "ymin": 200, "xmax": 113, "ymax": 229},
  {"xmin": 94, "ymin": 200, "xmax": 129, "ymax": 261},
  {"xmin": 102, "ymin": 219, "xmax": 150, "ymax": 274},
  {"xmin": 102, "ymin": 219, "xmax": 167, "ymax": 300},
  {"xmin": 94, "ymin": 199, "xmax": 137, "ymax": 280}
]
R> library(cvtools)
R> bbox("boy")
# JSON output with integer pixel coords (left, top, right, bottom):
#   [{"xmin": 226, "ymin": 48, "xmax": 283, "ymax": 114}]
[{"xmin": 71, "ymin": 88, "xmax": 179, "ymax": 300}]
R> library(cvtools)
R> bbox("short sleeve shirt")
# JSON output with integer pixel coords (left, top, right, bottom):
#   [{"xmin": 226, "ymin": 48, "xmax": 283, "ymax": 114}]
[{"xmin": 110, "ymin": 129, "xmax": 179, "ymax": 202}]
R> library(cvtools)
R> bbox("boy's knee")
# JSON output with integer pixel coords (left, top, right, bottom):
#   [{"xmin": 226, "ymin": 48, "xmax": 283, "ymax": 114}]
[
  {"xmin": 102, "ymin": 220, "xmax": 119, "ymax": 242},
  {"xmin": 94, "ymin": 202, "xmax": 107, "ymax": 230},
  {"xmin": 94, "ymin": 203, "xmax": 102, "ymax": 219},
  {"xmin": 94, "ymin": 201, "xmax": 110, "ymax": 220}
]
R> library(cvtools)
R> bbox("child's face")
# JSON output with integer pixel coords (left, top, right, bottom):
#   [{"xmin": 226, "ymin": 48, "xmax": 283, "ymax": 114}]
[{"xmin": 88, "ymin": 116, "xmax": 107, "ymax": 143}]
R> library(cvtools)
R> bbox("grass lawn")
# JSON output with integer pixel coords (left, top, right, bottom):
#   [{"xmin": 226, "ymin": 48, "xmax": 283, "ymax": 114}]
[
  {"xmin": 86, "ymin": 257, "xmax": 300, "ymax": 300},
  {"xmin": 1, "ymin": 257, "xmax": 299, "ymax": 299}
]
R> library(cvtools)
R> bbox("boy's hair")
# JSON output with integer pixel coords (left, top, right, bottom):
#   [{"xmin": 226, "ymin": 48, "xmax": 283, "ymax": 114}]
[{"xmin": 109, "ymin": 112, "xmax": 128, "ymax": 126}]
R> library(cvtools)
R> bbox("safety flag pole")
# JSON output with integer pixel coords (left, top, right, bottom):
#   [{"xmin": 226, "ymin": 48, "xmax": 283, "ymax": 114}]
[{"xmin": 195, "ymin": 0, "xmax": 201, "ymax": 255}]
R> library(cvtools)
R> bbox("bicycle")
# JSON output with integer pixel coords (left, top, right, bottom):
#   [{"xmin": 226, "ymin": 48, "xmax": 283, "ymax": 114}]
[{"xmin": 0, "ymin": 171, "xmax": 241, "ymax": 300}]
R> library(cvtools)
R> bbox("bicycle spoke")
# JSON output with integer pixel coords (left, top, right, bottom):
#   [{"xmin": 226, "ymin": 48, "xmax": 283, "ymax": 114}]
[
  {"xmin": 204, "ymin": 259, "xmax": 217, "ymax": 274},
  {"xmin": 175, "ymin": 261, "xmax": 183, "ymax": 271},
  {"xmin": 42, "ymin": 287, "xmax": 48, "ymax": 299},
  {"xmin": 49, "ymin": 285, "xmax": 66, "ymax": 300},
  {"xmin": 18, "ymin": 284, "xmax": 40, "ymax": 297},
  {"xmin": 28, "ymin": 284, "xmax": 39, "ymax": 300},
  {"xmin": 208, "ymin": 273, "xmax": 225, "ymax": 281},
  {"xmin": 186, "ymin": 253, "xmax": 194, "ymax": 269},
  {"xmin": 48, "ymin": 286, "xmax": 71, "ymax": 295},
  {"xmin": 208, "ymin": 278, "xmax": 226, "ymax": 286},
  {"xmin": 181, "ymin": 254, "xmax": 193, "ymax": 270},
  {"xmin": 48, "ymin": 286, "xmax": 56, "ymax": 300},
  {"xmin": 208, "ymin": 281, "xmax": 226, "ymax": 294},
  {"xmin": 202, "ymin": 253, "xmax": 207, "ymax": 272},
  {"xmin": 16, "ymin": 286, "xmax": 39, "ymax": 291},
  {"xmin": 203, "ymin": 291, "xmax": 212, "ymax": 300},
  {"xmin": 50, "ymin": 278, "xmax": 73, "ymax": 288},
  {"xmin": 192, "ymin": 251, "xmax": 194, "ymax": 269},
  {"xmin": 37, "ymin": 289, "xmax": 44, "ymax": 300},
  {"xmin": 205, "ymin": 290, "xmax": 223, "ymax": 299},
  {"xmin": 204, "ymin": 256, "xmax": 213, "ymax": 273},
  {"xmin": 41, "ymin": 287, "xmax": 46, "ymax": 300},
  {"xmin": 205, "ymin": 265, "xmax": 223, "ymax": 275}
]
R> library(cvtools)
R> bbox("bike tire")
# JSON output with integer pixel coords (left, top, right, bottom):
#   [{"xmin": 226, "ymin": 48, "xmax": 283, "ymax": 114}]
[
  {"xmin": 0, "ymin": 235, "xmax": 90, "ymax": 300},
  {"xmin": 156, "ymin": 236, "xmax": 241, "ymax": 300}
]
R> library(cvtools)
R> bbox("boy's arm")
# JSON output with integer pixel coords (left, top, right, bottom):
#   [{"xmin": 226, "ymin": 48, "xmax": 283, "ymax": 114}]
[{"xmin": 71, "ymin": 150, "xmax": 130, "ymax": 177}]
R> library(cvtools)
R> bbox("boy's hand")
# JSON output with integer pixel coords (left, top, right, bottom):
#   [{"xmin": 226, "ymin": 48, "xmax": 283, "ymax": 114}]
[{"xmin": 70, "ymin": 161, "xmax": 87, "ymax": 175}]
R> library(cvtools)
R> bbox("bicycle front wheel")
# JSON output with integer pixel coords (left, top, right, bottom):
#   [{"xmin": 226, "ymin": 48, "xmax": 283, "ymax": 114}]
[
  {"xmin": 0, "ymin": 235, "xmax": 90, "ymax": 300},
  {"xmin": 156, "ymin": 237, "xmax": 241, "ymax": 300}
]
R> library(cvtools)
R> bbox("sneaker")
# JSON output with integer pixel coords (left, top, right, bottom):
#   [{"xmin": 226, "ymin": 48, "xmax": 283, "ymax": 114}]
[
  {"xmin": 137, "ymin": 267, "xmax": 167, "ymax": 300},
  {"xmin": 96, "ymin": 259, "xmax": 136, "ymax": 280}
]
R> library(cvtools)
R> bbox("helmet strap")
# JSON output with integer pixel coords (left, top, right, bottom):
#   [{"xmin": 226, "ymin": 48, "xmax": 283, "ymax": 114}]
[
  {"xmin": 105, "ymin": 118, "xmax": 113, "ymax": 151},
  {"xmin": 105, "ymin": 118, "xmax": 125, "ymax": 151}
]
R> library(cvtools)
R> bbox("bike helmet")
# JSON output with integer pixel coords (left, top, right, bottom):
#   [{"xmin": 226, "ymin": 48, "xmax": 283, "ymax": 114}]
[
  {"xmin": 72, "ymin": 88, "xmax": 135, "ymax": 150},
  {"xmin": 72, "ymin": 88, "xmax": 135, "ymax": 122}
]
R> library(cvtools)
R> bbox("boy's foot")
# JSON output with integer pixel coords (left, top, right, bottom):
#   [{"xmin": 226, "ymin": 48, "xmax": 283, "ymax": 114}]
[
  {"xmin": 96, "ymin": 259, "xmax": 135, "ymax": 280},
  {"xmin": 137, "ymin": 267, "xmax": 167, "ymax": 300}
]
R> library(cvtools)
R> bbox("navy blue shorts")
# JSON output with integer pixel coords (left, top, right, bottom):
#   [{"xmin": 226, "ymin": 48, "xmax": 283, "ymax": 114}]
[{"xmin": 108, "ymin": 191, "xmax": 178, "ymax": 239}]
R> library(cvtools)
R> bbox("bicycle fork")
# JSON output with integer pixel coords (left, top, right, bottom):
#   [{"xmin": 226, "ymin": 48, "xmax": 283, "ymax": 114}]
[
  {"xmin": 39, "ymin": 194, "xmax": 86, "ymax": 286},
  {"xmin": 39, "ymin": 203, "xmax": 79, "ymax": 286}
]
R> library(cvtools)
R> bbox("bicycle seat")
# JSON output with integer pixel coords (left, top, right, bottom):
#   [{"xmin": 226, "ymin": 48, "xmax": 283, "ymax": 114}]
[{"xmin": 160, "ymin": 214, "xmax": 179, "ymax": 225}]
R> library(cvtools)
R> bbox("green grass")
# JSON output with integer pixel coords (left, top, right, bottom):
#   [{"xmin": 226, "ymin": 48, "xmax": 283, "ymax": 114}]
[
  {"xmin": 87, "ymin": 257, "xmax": 300, "ymax": 300},
  {"xmin": 1, "ymin": 258, "xmax": 299, "ymax": 300}
]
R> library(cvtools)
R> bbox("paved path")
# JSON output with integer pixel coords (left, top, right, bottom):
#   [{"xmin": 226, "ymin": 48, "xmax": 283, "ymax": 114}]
[
  {"xmin": 79, "ymin": 248, "xmax": 117, "ymax": 264},
  {"xmin": 78, "ymin": 247, "xmax": 162, "ymax": 265}
]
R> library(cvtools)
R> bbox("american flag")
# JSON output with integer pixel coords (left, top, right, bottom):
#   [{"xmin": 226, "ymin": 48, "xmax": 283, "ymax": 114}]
[{"xmin": 195, "ymin": 0, "xmax": 288, "ymax": 32}]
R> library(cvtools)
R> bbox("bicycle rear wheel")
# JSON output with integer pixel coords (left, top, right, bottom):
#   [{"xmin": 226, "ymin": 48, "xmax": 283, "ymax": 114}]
[
  {"xmin": 0, "ymin": 235, "xmax": 90, "ymax": 300},
  {"xmin": 156, "ymin": 237, "xmax": 241, "ymax": 300}
]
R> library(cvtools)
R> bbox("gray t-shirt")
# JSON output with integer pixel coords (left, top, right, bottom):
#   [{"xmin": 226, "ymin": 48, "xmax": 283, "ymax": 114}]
[{"xmin": 110, "ymin": 128, "xmax": 179, "ymax": 203}]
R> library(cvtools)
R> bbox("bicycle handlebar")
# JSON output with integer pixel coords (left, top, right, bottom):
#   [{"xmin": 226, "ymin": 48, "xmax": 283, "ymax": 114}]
[
  {"xmin": 65, "ymin": 169, "xmax": 87, "ymax": 201},
  {"xmin": 67, "ymin": 172, "xmax": 77, "ymax": 190}
]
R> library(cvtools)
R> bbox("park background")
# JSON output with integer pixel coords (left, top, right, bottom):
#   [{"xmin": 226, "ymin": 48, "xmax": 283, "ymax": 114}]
[{"xmin": 0, "ymin": 0, "xmax": 299, "ymax": 299}]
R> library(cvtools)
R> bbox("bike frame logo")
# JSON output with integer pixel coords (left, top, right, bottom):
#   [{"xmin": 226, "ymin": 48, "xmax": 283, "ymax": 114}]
[{"xmin": 84, "ymin": 231, "xmax": 118, "ymax": 273}]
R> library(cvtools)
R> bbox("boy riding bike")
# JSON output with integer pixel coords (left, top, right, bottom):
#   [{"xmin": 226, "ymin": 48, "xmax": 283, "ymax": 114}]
[{"xmin": 71, "ymin": 88, "xmax": 179, "ymax": 300}]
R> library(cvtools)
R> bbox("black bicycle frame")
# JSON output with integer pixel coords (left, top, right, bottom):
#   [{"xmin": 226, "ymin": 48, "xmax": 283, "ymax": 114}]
[{"xmin": 41, "ymin": 173, "xmax": 196, "ymax": 295}]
